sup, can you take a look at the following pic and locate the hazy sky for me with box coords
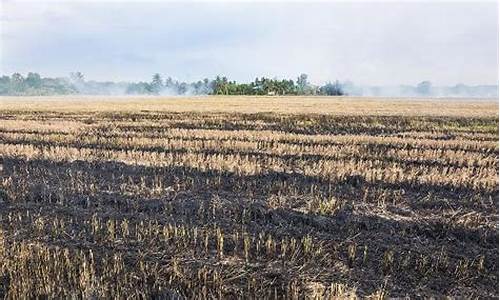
[1,1,498,85]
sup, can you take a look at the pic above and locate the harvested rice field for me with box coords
[0,96,498,298]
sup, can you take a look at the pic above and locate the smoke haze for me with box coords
[1,1,498,93]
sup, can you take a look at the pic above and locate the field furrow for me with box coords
[0,98,498,298]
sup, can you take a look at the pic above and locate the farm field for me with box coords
[0,96,498,298]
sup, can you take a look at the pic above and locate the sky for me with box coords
[0,0,498,86]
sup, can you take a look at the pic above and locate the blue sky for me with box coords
[1,1,498,85]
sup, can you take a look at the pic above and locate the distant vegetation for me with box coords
[0,72,497,97]
[0,73,78,96]
[0,72,344,96]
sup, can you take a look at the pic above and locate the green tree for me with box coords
[11,73,25,94]
[0,75,11,94]
[297,73,309,95]
[417,81,432,96]
[319,80,344,96]
[70,72,85,83]
[25,72,42,89]
[151,73,163,94]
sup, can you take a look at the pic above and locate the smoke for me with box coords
[69,76,499,98]
[2,71,496,97]
[342,82,499,98]
[66,73,212,96]
[3,2,497,87]
[70,80,129,95]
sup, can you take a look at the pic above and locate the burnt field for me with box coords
[0,97,498,298]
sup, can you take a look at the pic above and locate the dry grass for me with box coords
[1,95,498,117]
[0,96,498,298]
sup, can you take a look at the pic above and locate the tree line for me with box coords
[210,74,343,96]
[0,72,345,96]
[0,73,77,96]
